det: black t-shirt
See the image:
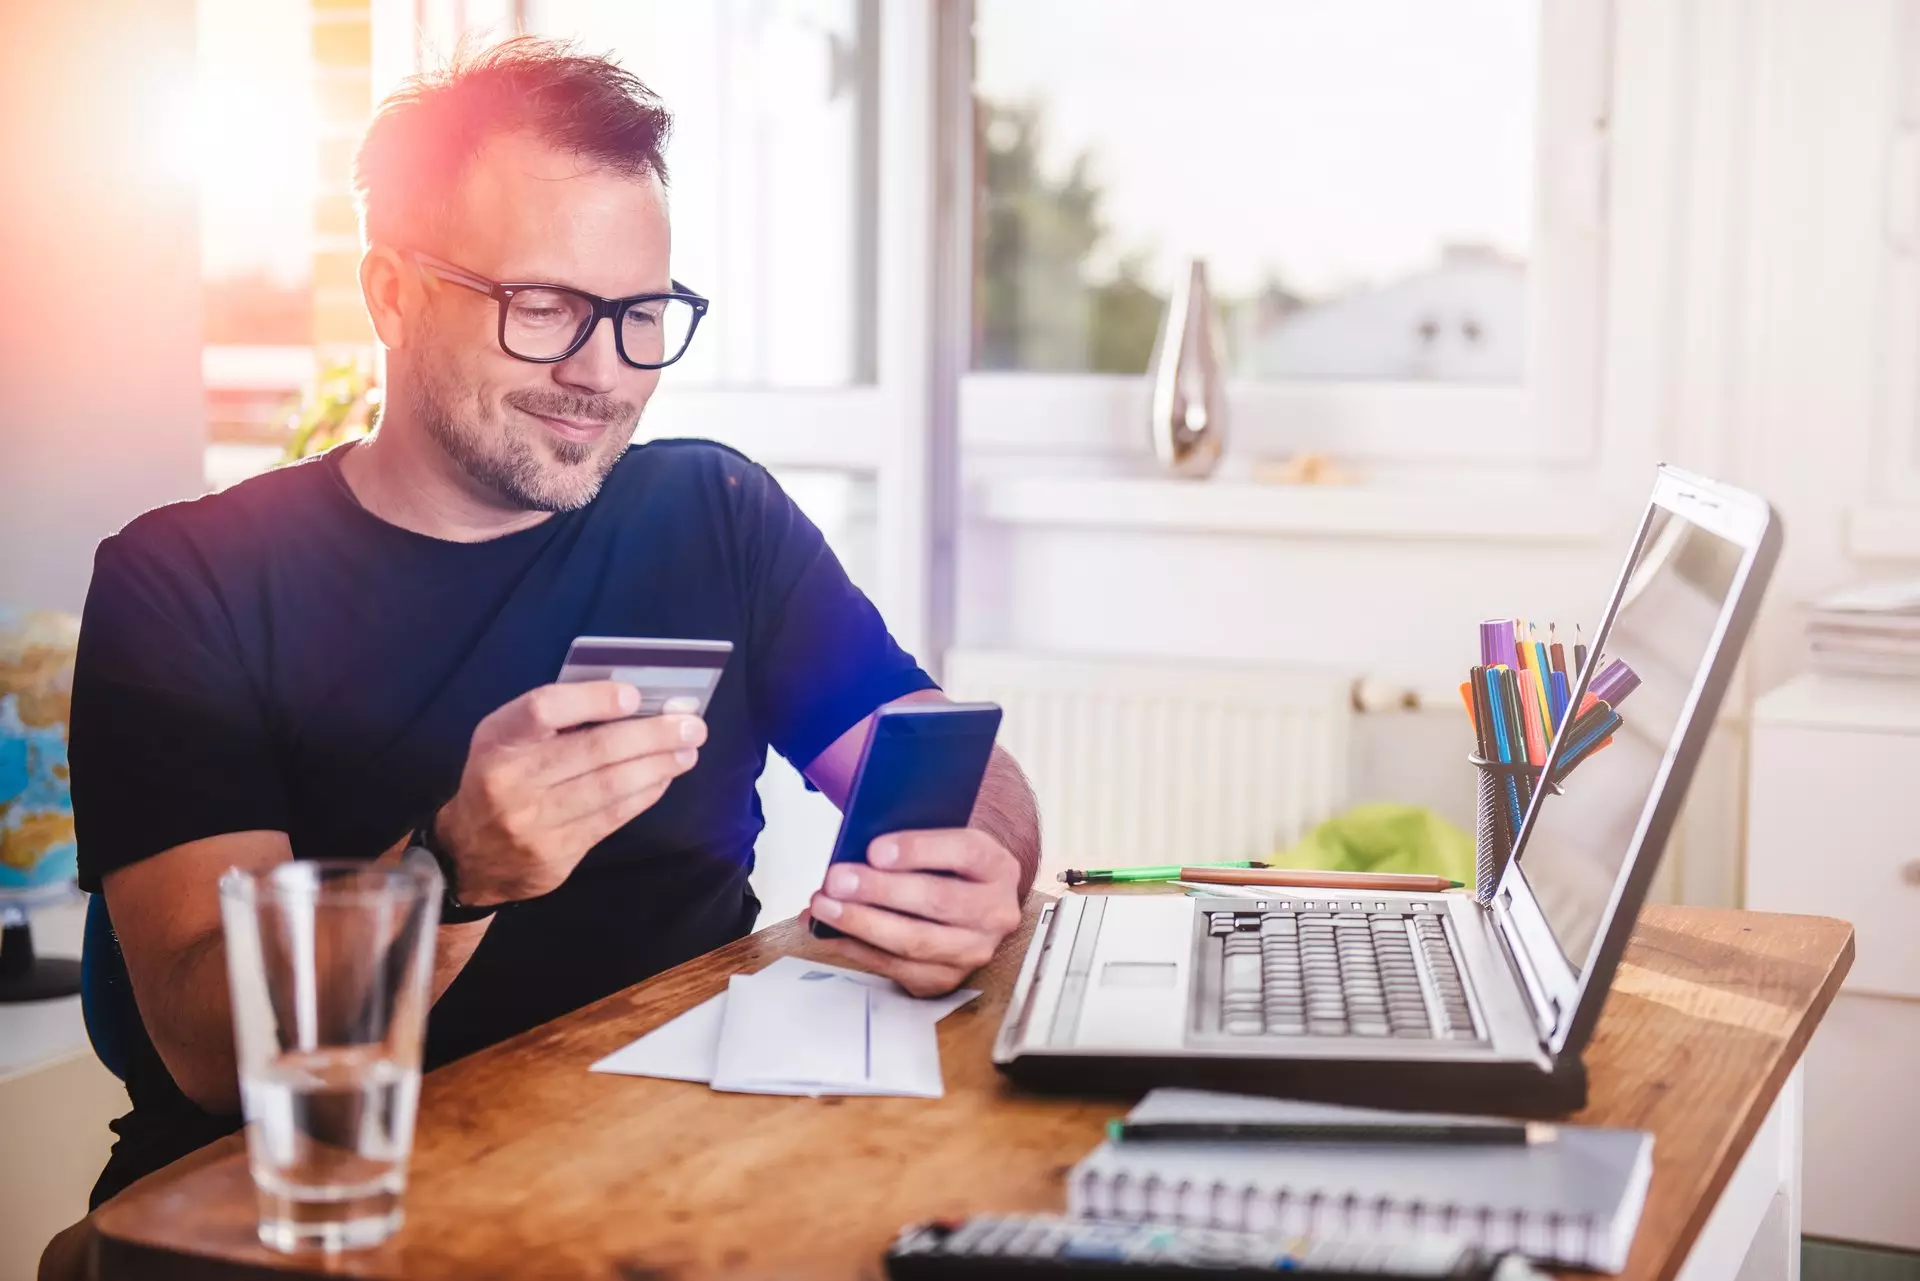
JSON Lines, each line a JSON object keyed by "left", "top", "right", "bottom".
{"left": 68, "top": 439, "right": 933, "bottom": 1205}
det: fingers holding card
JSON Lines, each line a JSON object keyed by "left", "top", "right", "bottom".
{"left": 557, "top": 636, "right": 732, "bottom": 718}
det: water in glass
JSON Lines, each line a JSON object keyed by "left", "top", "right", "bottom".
{"left": 242, "top": 1044, "right": 422, "bottom": 1251}
{"left": 220, "top": 857, "right": 440, "bottom": 1253}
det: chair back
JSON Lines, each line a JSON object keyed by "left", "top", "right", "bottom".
{"left": 80, "top": 892, "right": 135, "bottom": 1082}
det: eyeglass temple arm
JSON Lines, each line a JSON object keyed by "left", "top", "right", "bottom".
{"left": 410, "top": 251, "right": 496, "bottom": 297}
{"left": 411, "top": 250, "right": 703, "bottom": 315}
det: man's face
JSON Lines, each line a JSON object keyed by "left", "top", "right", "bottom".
{"left": 401, "top": 131, "right": 672, "bottom": 513}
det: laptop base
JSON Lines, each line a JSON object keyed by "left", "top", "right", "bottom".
{"left": 995, "top": 1051, "right": 1589, "bottom": 1118}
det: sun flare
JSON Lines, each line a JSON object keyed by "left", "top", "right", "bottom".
{"left": 193, "top": 0, "right": 317, "bottom": 283}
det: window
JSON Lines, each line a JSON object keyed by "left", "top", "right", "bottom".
{"left": 194, "top": 0, "right": 318, "bottom": 488}
{"left": 393, "top": 3, "right": 937, "bottom": 923}
{"left": 428, "top": 0, "right": 883, "bottom": 389}
{"left": 960, "top": 0, "right": 1610, "bottom": 464}
{"left": 975, "top": 0, "right": 1535, "bottom": 385}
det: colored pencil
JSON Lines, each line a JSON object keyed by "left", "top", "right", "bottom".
{"left": 1180, "top": 867, "right": 1465, "bottom": 892}
{"left": 1479, "top": 620, "right": 1502, "bottom": 667}
{"left": 1482, "top": 619, "right": 1519, "bottom": 672}
{"left": 1505, "top": 667, "right": 1539, "bottom": 818}
{"left": 1487, "top": 668, "right": 1528, "bottom": 837}
{"left": 1518, "top": 668, "right": 1548, "bottom": 764}
{"left": 1469, "top": 666, "right": 1510, "bottom": 853}
{"left": 1552, "top": 707, "right": 1623, "bottom": 782}
{"left": 1591, "top": 658, "right": 1642, "bottom": 706}
{"left": 1470, "top": 667, "right": 1493, "bottom": 754}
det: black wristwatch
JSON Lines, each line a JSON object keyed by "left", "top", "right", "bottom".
{"left": 409, "top": 815, "right": 500, "bottom": 925}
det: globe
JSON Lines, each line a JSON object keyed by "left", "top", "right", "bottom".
{"left": 0, "top": 608, "right": 82, "bottom": 1002}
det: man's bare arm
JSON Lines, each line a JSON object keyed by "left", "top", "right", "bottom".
{"left": 103, "top": 832, "right": 491, "bottom": 1115}
{"left": 970, "top": 745, "right": 1040, "bottom": 899}
{"left": 102, "top": 678, "right": 699, "bottom": 1115}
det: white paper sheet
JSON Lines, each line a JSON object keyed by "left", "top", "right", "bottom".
{"left": 588, "top": 956, "right": 980, "bottom": 1098}
{"left": 711, "top": 972, "right": 871, "bottom": 1094}
{"left": 589, "top": 989, "right": 729, "bottom": 1083}
{"left": 861, "top": 986, "right": 949, "bottom": 1098}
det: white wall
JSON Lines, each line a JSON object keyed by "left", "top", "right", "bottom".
{"left": 0, "top": 1, "right": 204, "bottom": 1265}
{"left": 957, "top": 0, "right": 1920, "bottom": 906}
{"left": 0, "top": 0, "right": 207, "bottom": 615}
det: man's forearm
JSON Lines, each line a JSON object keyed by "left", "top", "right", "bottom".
{"left": 153, "top": 912, "right": 486, "bottom": 1116}
{"left": 376, "top": 835, "right": 493, "bottom": 999}
{"left": 971, "top": 746, "right": 1041, "bottom": 898}
{"left": 429, "top": 919, "right": 492, "bottom": 994}
{"left": 144, "top": 930, "right": 245, "bottom": 1114}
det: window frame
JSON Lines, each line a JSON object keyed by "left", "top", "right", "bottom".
{"left": 952, "top": 0, "right": 1616, "bottom": 469}
{"left": 1846, "top": 0, "right": 1920, "bottom": 557}
{"left": 1866, "top": 0, "right": 1920, "bottom": 500}
{"left": 379, "top": 0, "right": 945, "bottom": 659}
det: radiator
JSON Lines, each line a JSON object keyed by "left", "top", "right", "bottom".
{"left": 943, "top": 650, "right": 1353, "bottom": 878}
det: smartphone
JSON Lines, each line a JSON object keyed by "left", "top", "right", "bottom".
{"left": 556, "top": 636, "right": 733, "bottom": 718}
{"left": 810, "top": 702, "right": 1003, "bottom": 940}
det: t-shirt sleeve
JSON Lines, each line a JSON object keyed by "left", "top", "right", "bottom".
{"left": 733, "top": 462, "right": 937, "bottom": 771}
{"left": 70, "top": 527, "right": 289, "bottom": 890}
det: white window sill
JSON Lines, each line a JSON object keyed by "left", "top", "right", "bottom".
{"left": 973, "top": 474, "right": 1612, "bottom": 543}
{"left": 959, "top": 372, "right": 1582, "bottom": 465}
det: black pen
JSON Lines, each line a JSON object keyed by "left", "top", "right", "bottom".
{"left": 1106, "top": 1118, "right": 1556, "bottom": 1146}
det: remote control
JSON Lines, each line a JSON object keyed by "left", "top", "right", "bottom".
{"left": 885, "top": 1214, "right": 1540, "bottom": 1280}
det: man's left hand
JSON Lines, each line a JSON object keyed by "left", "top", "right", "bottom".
{"left": 806, "top": 829, "right": 1024, "bottom": 997}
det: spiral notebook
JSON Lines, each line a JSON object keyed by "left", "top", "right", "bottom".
{"left": 1068, "top": 1093, "right": 1653, "bottom": 1272}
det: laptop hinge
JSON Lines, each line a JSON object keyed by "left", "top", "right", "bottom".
{"left": 1491, "top": 896, "right": 1559, "bottom": 1045}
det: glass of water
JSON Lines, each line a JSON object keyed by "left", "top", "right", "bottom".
{"left": 219, "top": 857, "right": 441, "bottom": 1252}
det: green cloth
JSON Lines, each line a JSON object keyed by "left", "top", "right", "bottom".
{"left": 1274, "top": 803, "right": 1476, "bottom": 885}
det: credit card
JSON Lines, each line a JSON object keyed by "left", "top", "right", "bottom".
{"left": 557, "top": 636, "right": 733, "bottom": 718}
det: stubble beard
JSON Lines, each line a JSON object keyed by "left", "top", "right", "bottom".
{"left": 411, "top": 356, "right": 641, "bottom": 514}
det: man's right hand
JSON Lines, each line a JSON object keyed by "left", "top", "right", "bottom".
{"left": 434, "top": 680, "right": 705, "bottom": 906}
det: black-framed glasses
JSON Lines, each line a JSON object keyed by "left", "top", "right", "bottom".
{"left": 408, "top": 250, "right": 709, "bottom": 370}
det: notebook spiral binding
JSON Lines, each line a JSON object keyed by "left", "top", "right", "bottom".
{"left": 1082, "top": 1167, "right": 1602, "bottom": 1267}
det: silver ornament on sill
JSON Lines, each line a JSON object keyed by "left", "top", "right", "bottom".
{"left": 1146, "top": 257, "right": 1228, "bottom": 478}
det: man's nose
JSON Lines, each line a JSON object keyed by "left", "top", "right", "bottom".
{"left": 553, "top": 314, "right": 622, "bottom": 394}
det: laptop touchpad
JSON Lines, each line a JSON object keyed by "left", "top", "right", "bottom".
{"left": 1101, "top": 961, "right": 1178, "bottom": 988}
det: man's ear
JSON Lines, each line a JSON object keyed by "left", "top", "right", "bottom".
{"left": 360, "top": 246, "right": 413, "bottom": 351}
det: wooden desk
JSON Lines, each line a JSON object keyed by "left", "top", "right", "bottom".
{"left": 92, "top": 901, "right": 1852, "bottom": 1281}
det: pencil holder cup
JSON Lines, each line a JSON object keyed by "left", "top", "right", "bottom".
{"left": 1466, "top": 754, "right": 1556, "bottom": 903}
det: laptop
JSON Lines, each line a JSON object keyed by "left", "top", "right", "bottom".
{"left": 993, "top": 465, "right": 1781, "bottom": 1116}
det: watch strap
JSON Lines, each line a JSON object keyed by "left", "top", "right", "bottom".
{"left": 411, "top": 816, "right": 500, "bottom": 924}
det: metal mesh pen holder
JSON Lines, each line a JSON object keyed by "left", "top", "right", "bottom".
{"left": 1466, "top": 754, "right": 1558, "bottom": 903}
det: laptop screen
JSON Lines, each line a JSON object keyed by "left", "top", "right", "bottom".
{"left": 1513, "top": 504, "right": 1748, "bottom": 972}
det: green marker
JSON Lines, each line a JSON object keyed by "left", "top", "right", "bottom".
{"left": 1057, "top": 860, "right": 1269, "bottom": 886}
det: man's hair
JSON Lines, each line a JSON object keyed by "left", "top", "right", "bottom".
{"left": 353, "top": 36, "right": 672, "bottom": 249}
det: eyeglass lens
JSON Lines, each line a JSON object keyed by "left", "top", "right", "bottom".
{"left": 503, "top": 289, "right": 697, "bottom": 366}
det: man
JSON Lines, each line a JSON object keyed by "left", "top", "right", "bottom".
{"left": 67, "top": 38, "right": 1037, "bottom": 1208}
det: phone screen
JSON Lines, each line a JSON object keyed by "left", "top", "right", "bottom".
{"left": 810, "top": 702, "right": 1002, "bottom": 940}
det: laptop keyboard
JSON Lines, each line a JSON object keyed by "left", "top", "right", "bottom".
{"left": 1205, "top": 905, "right": 1480, "bottom": 1041}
